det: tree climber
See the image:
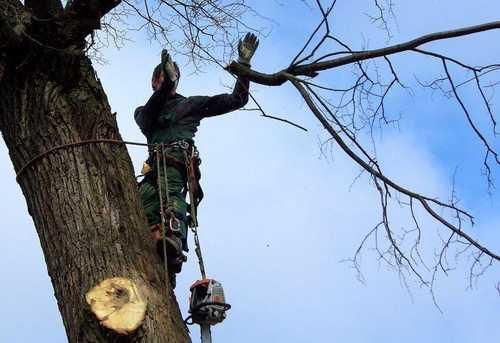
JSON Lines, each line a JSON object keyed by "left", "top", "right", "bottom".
{"left": 135, "top": 33, "right": 259, "bottom": 287}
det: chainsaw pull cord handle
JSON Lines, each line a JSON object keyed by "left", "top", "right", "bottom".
{"left": 185, "top": 148, "right": 207, "bottom": 280}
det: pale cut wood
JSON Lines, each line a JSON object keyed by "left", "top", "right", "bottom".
{"left": 86, "top": 277, "right": 147, "bottom": 335}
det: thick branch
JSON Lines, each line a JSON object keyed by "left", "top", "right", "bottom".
{"left": 0, "top": 16, "right": 20, "bottom": 48}
{"left": 0, "top": 0, "right": 30, "bottom": 50}
{"left": 62, "top": 0, "right": 122, "bottom": 43}
{"left": 25, "top": 0, "right": 62, "bottom": 18}
{"left": 293, "top": 20, "right": 500, "bottom": 74}
{"left": 227, "top": 20, "right": 500, "bottom": 85}
{"left": 225, "top": 62, "right": 289, "bottom": 86}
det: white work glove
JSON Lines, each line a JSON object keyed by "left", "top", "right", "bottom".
{"left": 237, "top": 32, "right": 259, "bottom": 66}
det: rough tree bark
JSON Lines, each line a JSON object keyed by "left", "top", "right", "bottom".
{"left": 0, "top": 1, "right": 191, "bottom": 342}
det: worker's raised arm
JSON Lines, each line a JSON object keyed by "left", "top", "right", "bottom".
{"left": 185, "top": 75, "right": 249, "bottom": 119}
{"left": 135, "top": 52, "right": 180, "bottom": 135}
{"left": 189, "top": 33, "right": 259, "bottom": 119}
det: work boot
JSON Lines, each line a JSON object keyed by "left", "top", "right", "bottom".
{"left": 151, "top": 224, "right": 182, "bottom": 256}
{"left": 167, "top": 252, "right": 186, "bottom": 274}
{"left": 151, "top": 225, "right": 186, "bottom": 271}
{"left": 156, "top": 233, "right": 182, "bottom": 257}
{"left": 161, "top": 234, "right": 187, "bottom": 274}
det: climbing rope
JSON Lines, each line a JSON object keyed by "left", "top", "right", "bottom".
{"left": 155, "top": 144, "right": 171, "bottom": 290}
{"left": 15, "top": 138, "right": 150, "bottom": 181}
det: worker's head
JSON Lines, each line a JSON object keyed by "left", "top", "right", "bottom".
{"left": 152, "top": 63, "right": 180, "bottom": 94}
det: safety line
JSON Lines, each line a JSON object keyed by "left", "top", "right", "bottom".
{"left": 15, "top": 138, "right": 153, "bottom": 181}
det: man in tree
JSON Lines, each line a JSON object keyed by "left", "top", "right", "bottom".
{"left": 134, "top": 33, "right": 259, "bottom": 286}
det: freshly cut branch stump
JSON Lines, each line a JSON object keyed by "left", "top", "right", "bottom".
{"left": 85, "top": 277, "right": 147, "bottom": 335}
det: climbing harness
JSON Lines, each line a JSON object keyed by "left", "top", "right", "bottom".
{"left": 16, "top": 137, "right": 231, "bottom": 343}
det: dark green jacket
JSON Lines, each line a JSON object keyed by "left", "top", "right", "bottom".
{"left": 134, "top": 76, "right": 250, "bottom": 144}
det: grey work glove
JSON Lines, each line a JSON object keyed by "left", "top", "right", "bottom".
{"left": 237, "top": 32, "right": 259, "bottom": 66}
{"left": 161, "top": 49, "right": 179, "bottom": 82}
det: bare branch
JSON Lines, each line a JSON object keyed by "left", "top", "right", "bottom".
{"left": 62, "top": 0, "right": 122, "bottom": 43}
{"left": 0, "top": 1, "right": 30, "bottom": 50}
{"left": 474, "top": 70, "right": 498, "bottom": 136}
{"left": 287, "top": 75, "right": 500, "bottom": 263}
{"left": 119, "top": 0, "right": 262, "bottom": 65}
{"left": 294, "top": 20, "right": 500, "bottom": 75}
{"left": 290, "top": 0, "right": 337, "bottom": 67}
{"left": 367, "top": 0, "right": 396, "bottom": 38}
{"left": 227, "top": 20, "right": 500, "bottom": 86}
{"left": 442, "top": 59, "right": 500, "bottom": 188}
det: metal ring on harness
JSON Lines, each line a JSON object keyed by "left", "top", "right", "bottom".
{"left": 169, "top": 215, "right": 181, "bottom": 234}
{"left": 164, "top": 139, "right": 191, "bottom": 151}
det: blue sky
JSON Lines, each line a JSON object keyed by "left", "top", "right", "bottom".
{"left": 1, "top": 1, "right": 499, "bottom": 342}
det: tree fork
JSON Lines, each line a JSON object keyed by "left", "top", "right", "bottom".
{"left": 25, "top": 0, "right": 63, "bottom": 19}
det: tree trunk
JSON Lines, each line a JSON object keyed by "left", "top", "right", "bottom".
{"left": 0, "top": 51, "right": 191, "bottom": 342}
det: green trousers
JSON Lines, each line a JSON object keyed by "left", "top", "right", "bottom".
{"left": 138, "top": 153, "right": 189, "bottom": 251}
